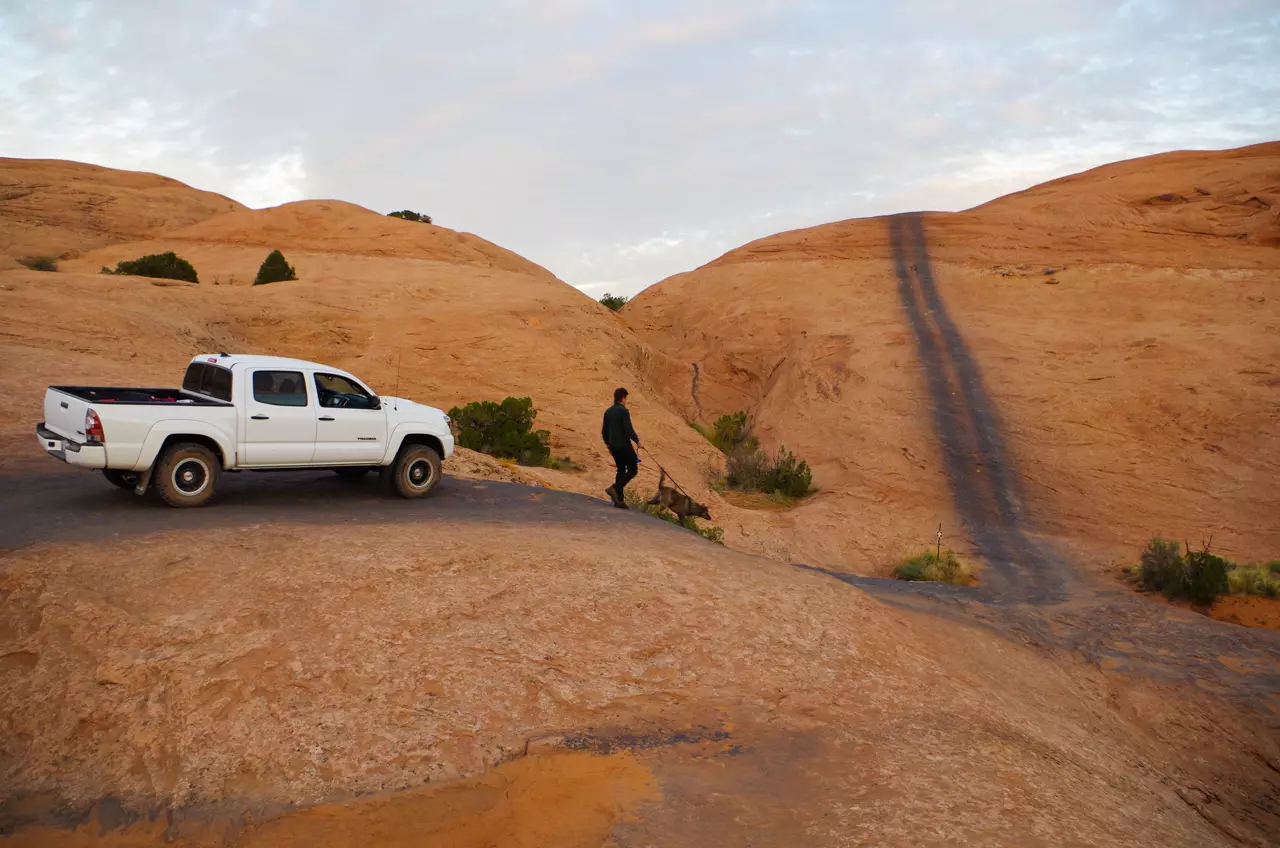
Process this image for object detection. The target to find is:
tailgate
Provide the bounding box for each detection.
[44,388,92,442]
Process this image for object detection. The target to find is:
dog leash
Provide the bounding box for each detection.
[638,444,696,501]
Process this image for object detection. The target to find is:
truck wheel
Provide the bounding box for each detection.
[387,445,442,499]
[154,442,219,508]
[334,467,372,482]
[102,469,141,491]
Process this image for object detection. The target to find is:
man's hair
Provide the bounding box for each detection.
[614,387,629,404]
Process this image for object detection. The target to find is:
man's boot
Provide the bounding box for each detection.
[605,484,620,505]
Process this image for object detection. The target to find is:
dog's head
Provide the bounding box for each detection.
[691,502,711,520]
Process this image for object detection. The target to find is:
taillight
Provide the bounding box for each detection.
[85,409,105,444]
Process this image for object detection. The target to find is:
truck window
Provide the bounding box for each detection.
[207,366,232,401]
[182,363,207,395]
[182,362,233,402]
[315,373,377,409]
[252,370,309,407]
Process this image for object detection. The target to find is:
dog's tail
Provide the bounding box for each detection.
[647,469,667,505]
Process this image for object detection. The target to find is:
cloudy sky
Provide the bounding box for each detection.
[2,1,1277,295]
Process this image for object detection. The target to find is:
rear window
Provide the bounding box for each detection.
[182,362,233,402]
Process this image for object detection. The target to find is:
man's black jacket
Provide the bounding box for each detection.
[602,403,639,452]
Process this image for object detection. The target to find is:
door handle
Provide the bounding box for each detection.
[251,414,270,420]
[319,416,335,421]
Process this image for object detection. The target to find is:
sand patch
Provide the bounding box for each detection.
[1208,594,1280,631]
[2,752,656,848]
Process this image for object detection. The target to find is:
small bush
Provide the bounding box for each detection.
[1185,548,1230,606]
[448,397,550,466]
[1227,564,1280,599]
[724,445,813,499]
[1135,537,1184,593]
[101,251,198,283]
[770,446,813,498]
[1129,537,1232,606]
[624,488,724,544]
[710,411,757,453]
[253,249,297,285]
[389,210,432,224]
[600,293,628,311]
[699,410,812,499]
[893,550,974,585]
[725,447,771,490]
[545,456,583,472]
[18,256,57,272]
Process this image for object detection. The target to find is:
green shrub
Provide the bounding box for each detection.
[624,488,724,544]
[253,249,297,285]
[1135,537,1184,592]
[1184,548,1230,606]
[18,256,57,272]
[725,446,771,491]
[448,397,550,466]
[710,411,757,453]
[893,550,973,585]
[724,445,813,499]
[1227,563,1280,599]
[700,410,812,499]
[1129,537,1232,606]
[600,293,628,311]
[770,446,813,498]
[389,210,432,224]
[101,251,198,283]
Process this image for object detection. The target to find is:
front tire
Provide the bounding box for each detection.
[102,469,141,491]
[386,445,442,499]
[154,443,219,508]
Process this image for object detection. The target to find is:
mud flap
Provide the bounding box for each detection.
[134,467,154,496]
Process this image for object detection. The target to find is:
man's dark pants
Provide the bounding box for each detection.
[610,445,638,501]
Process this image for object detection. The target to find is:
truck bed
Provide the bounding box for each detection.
[50,386,232,406]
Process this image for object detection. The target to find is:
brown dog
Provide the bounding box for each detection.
[648,470,711,523]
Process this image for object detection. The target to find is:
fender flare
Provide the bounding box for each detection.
[381,424,452,464]
[133,420,237,471]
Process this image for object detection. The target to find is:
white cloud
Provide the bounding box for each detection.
[229,151,308,209]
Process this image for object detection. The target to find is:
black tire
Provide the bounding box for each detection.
[386,444,442,499]
[334,467,373,482]
[102,469,141,491]
[154,442,220,508]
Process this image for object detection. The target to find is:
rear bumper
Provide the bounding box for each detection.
[36,422,107,469]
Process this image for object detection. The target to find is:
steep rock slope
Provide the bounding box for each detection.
[0,158,245,262]
[626,143,1280,572]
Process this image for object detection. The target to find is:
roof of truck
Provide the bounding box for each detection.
[190,353,353,374]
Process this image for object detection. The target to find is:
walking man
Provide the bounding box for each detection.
[602,387,640,508]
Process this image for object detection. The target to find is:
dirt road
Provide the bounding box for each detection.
[0,464,671,551]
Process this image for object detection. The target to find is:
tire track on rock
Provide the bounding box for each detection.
[888,213,1071,602]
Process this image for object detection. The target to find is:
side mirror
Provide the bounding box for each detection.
[370,396,382,410]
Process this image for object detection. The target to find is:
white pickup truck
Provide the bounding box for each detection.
[36,353,456,507]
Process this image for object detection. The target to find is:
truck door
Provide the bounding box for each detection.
[242,369,317,465]
[311,372,387,464]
